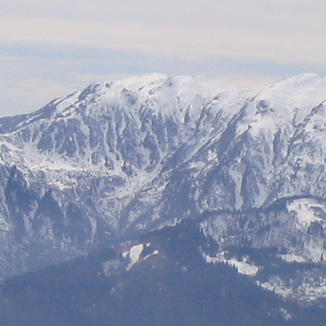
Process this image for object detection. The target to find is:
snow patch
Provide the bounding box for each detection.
[129,244,144,265]
[122,243,144,269]
[259,278,293,297]
[287,198,323,229]
[259,273,326,302]
[278,254,306,263]
[122,242,155,270]
[205,254,259,276]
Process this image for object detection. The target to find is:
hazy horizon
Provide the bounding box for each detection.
[1,0,326,117]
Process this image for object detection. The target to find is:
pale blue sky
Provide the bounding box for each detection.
[1,0,326,117]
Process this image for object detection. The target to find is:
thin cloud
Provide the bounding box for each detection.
[1,16,326,68]
[1,0,326,115]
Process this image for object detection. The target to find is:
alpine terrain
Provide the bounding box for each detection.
[0,73,326,324]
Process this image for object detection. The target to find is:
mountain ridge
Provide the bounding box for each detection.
[0,73,325,304]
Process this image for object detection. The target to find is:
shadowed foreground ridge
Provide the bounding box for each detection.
[1,221,325,326]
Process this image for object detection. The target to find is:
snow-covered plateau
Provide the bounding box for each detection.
[0,72,325,303]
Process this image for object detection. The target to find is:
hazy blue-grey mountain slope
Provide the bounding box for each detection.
[0,72,325,301]
[1,220,324,326]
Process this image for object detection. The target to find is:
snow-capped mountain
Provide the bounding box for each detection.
[0,73,325,303]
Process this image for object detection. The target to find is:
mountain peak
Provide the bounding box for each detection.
[270,73,326,93]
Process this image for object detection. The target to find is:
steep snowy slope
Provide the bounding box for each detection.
[0,72,325,297]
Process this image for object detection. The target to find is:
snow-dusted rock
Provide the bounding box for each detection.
[0,73,325,291]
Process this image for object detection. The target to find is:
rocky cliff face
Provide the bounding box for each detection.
[0,73,325,301]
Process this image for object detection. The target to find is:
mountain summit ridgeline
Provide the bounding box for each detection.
[0,73,325,303]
